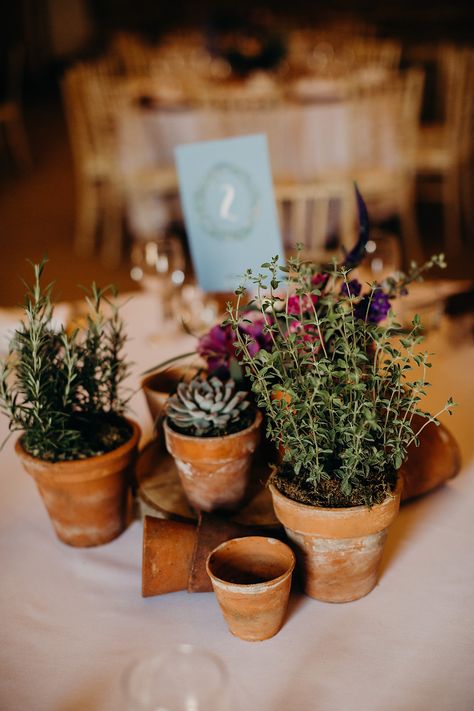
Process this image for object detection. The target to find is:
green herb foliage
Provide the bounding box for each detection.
[0,260,131,461]
[227,252,455,507]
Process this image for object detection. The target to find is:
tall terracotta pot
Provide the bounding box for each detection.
[16,418,141,547]
[163,411,262,513]
[269,479,402,603]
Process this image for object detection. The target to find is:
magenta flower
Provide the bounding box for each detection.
[197,311,273,375]
[287,293,318,315]
[197,323,235,372]
[289,320,323,352]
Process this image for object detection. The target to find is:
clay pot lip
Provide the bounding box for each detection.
[15,416,141,481]
[269,476,402,516]
[140,365,200,393]
[164,409,263,444]
[206,535,296,593]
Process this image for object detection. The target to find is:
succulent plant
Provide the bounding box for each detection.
[166,377,252,436]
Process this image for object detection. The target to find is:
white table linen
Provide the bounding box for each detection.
[1,292,473,711]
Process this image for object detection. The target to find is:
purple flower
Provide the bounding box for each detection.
[355,289,391,323]
[197,324,235,372]
[341,279,362,298]
[197,311,273,374]
[239,313,273,356]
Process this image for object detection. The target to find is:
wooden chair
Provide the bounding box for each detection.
[416,45,474,256]
[62,61,125,266]
[274,178,357,260]
[347,68,425,266]
[0,44,31,170]
[346,38,402,71]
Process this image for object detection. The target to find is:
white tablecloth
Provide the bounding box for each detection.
[1,293,474,711]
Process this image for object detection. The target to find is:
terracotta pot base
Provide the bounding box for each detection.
[270,481,401,603]
[16,419,141,547]
[164,412,262,513]
[142,517,197,596]
[206,536,295,641]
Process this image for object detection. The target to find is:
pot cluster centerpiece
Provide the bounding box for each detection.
[0,260,140,547]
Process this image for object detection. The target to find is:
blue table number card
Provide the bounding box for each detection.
[175,134,285,292]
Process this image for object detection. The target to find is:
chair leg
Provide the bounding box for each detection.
[5,115,32,171]
[101,185,124,268]
[74,179,99,257]
[443,167,462,258]
[399,193,425,266]
[460,160,474,245]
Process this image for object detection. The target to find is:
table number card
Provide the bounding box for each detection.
[175,134,284,292]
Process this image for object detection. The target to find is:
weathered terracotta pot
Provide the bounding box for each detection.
[400,415,461,501]
[141,512,283,596]
[142,517,197,596]
[163,411,262,513]
[206,536,295,641]
[16,419,141,547]
[141,366,199,427]
[269,479,402,603]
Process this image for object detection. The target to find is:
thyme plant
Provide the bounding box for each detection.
[227,252,455,507]
[0,260,131,461]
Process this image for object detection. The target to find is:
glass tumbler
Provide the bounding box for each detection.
[122,644,230,711]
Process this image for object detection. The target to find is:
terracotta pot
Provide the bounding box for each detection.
[141,512,282,596]
[141,366,198,426]
[400,415,461,501]
[206,536,295,641]
[15,419,141,547]
[163,411,262,513]
[142,516,197,596]
[269,479,402,603]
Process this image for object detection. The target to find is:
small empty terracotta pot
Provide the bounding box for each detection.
[164,411,262,513]
[206,536,295,642]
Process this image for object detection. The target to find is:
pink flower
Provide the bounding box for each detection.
[288,320,323,353]
[287,293,318,315]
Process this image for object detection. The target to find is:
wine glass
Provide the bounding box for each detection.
[359,230,402,283]
[130,235,186,333]
[122,644,230,711]
[172,284,221,335]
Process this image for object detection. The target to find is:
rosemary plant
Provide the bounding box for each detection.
[0,260,131,461]
[227,252,455,508]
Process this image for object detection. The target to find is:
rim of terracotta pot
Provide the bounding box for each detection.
[269,477,402,539]
[15,417,141,484]
[141,365,200,393]
[206,535,295,594]
[164,409,263,445]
